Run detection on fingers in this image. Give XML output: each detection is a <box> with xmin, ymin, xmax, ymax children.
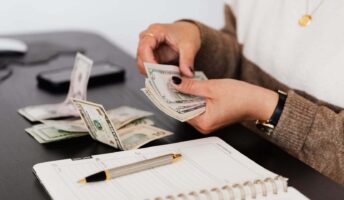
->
<box><xmin>137</xmin><ymin>24</ymin><xmax>165</xmax><ymax>75</ymax></box>
<box><xmin>136</xmin><ymin>22</ymin><xmax>200</xmax><ymax>77</ymax></box>
<box><xmin>136</xmin><ymin>35</ymin><xmax>159</xmax><ymax>75</ymax></box>
<box><xmin>179</xmin><ymin>44</ymin><xmax>196</xmax><ymax>77</ymax></box>
<box><xmin>172</xmin><ymin>77</ymin><xmax>211</xmax><ymax>98</ymax></box>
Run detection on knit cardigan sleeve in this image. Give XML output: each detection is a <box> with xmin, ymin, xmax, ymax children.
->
<box><xmin>183</xmin><ymin>5</ymin><xmax>344</xmax><ymax>185</ymax></box>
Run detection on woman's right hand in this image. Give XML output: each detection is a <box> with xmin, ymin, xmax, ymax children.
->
<box><xmin>136</xmin><ymin>21</ymin><xmax>201</xmax><ymax>77</ymax></box>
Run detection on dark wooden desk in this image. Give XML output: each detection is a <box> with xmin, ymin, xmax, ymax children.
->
<box><xmin>0</xmin><ymin>32</ymin><xmax>342</xmax><ymax>200</ymax></box>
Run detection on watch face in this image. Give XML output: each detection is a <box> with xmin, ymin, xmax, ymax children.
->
<box><xmin>255</xmin><ymin>121</ymin><xmax>275</xmax><ymax>136</ymax></box>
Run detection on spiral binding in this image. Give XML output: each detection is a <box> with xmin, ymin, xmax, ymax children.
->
<box><xmin>153</xmin><ymin>175</ymin><xmax>288</xmax><ymax>200</ymax></box>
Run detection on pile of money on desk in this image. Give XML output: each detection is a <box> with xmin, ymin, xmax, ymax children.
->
<box><xmin>19</xmin><ymin>53</ymin><xmax>172</xmax><ymax>150</ymax></box>
<box><xmin>142</xmin><ymin>63</ymin><xmax>207</xmax><ymax>122</ymax></box>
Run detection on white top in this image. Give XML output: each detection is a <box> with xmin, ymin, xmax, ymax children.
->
<box><xmin>225</xmin><ymin>0</ymin><xmax>344</xmax><ymax>107</ymax></box>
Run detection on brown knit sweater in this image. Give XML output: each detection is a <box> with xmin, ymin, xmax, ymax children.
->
<box><xmin>185</xmin><ymin>5</ymin><xmax>344</xmax><ymax>185</ymax></box>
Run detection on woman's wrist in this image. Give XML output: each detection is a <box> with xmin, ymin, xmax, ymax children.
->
<box><xmin>246</xmin><ymin>85</ymin><xmax>279</xmax><ymax>121</ymax></box>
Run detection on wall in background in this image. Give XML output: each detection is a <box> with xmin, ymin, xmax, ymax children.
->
<box><xmin>0</xmin><ymin>0</ymin><xmax>224</xmax><ymax>56</ymax></box>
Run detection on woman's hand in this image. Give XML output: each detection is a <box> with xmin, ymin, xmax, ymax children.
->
<box><xmin>137</xmin><ymin>21</ymin><xmax>201</xmax><ymax>77</ymax></box>
<box><xmin>172</xmin><ymin>77</ymin><xmax>279</xmax><ymax>134</ymax></box>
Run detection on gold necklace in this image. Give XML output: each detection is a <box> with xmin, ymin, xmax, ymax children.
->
<box><xmin>299</xmin><ymin>0</ymin><xmax>325</xmax><ymax>27</ymax></box>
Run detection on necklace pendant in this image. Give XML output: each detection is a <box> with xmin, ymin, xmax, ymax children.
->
<box><xmin>299</xmin><ymin>14</ymin><xmax>312</xmax><ymax>27</ymax></box>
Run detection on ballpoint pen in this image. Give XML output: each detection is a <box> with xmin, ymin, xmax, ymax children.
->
<box><xmin>78</xmin><ymin>153</ymin><xmax>182</xmax><ymax>183</ymax></box>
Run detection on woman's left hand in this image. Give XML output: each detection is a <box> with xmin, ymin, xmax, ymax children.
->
<box><xmin>172</xmin><ymin>77</ymin><xmax>278</xmax><ymax>134</ymax></box>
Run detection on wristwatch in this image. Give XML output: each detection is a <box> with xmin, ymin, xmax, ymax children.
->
<box><xmin>255</xmin><ymin>90</ymin><xmax>287</xmax><ymax>136</ymax></box>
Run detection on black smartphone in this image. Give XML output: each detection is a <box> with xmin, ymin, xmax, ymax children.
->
<box><xmin>37</xmin><ymin>63</ymin><xmax>125</xmax><ymax>93</ymax></box>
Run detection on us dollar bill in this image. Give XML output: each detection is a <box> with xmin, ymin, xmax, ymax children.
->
<box><xmin>142</xmin><ymin>63</ymin><xmax>207</xmax><ymax>122</ymax></box>
<box><xmin>27</xmin><ymin>118</ymin><xmax>155</xmax><ymax>144</ymax></box>
<box><xmin>117</xmin><ymin>125</ymin><xmax>172</xmax><ymax>150</ymax></box>
<box><xmin>145</xmin><ymin>63</ymin><xmax>207</xmax><ymax>103</ymax></box>
<box><xmin>25</xmin><ymin>124</ymin><xmax>88</xmax><ymax>144</ymax></box>
<box><xmin>72</xmin><ymin>99</ymin><xmax>125</xmax><ymax>150</ymax></box>
<box><xmin>106</xmin><ymin>106</ymin><xmax>153</xmax><ymax>129</ymax></box>
<box><xmin>141</xmin><ymin>88</ymin><xmax>205</xmax><ymax>122</ymax></box>
<box><xmin>72</xmin><ymin>99</ymin><xmax>172</xmax><ymax>150</ymax></box>
<box><xmin>40</xmin><ymin>106</ymin><xmax>153</xmax><ymax>133</ymax></box>
<box><xmin>40</xmin><ymin>119</ymin><xmax>86</xmax><ymax>133</ymax></box>
<box><xmin>120</xmin><ymin>118</ymin><xmax>154</xmax><ymax>129</ymax></box>
<box><xmin>18</xmin><ymin>53</ymin><xmax>93</xmax><ymax>122</ymax></box>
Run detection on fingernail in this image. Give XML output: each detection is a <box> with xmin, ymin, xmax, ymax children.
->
<box><xmin>189</xmin><ymin>66</ymin><xmax>194</xmax><ymax>74</ymax></box>
<box><xmin>189</xmin><ymin>66</ymin><xmax>195</xmax><ymax>77</ymax></box>
<box><xmin>172</xmin><ymin>76</ymin><xmax>182</xmax><ymax>85</ymax></box>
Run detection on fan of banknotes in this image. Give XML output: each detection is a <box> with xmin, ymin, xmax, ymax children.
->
<box><xmin>20</xmin><ymin>53</ymin><xmax>173</xmax><ymax>150</ymax></box>
<box><xmin>72</xmin><ymin>99</ymin><xmax>172</xmax><ymax>150</ymax></box>
<box><xmin>141</xmin><ymin>63</ymin><xmax>207</xmax><ymax>122</ymax></box>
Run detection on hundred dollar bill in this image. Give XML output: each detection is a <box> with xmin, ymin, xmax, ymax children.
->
<box><xmin>25</xmin><ymin>124</ymin><xmax>88</xmax><ymax>144</ymax></box>
<box><xmin>117</xmin><ymin>125</ymin><xmax>172</xmax><ymax>150</ymax></box>
<box><xmin>18</xmin><ymin>53</ymin><xmax>93</xmax><ymax>122</ymax></box>
<box><xmin>142</xmin><ymin>63</ymin><xmax>207</xmax><ymax>122</ymax></box>
<box><xmin>72</xmin><ymin>99</ymin><xmax>124</xmax><ymax>150</ymax></box>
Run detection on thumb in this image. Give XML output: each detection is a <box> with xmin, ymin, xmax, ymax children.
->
<box><xmin>171</xmin><ymin>76</ymin><xmax>209</xmax><ymax>97</ymax></box>
<box><xmin>179</xmin><ymin>45</ymin><xmax>196</xmax><ymax>78</ymax></box>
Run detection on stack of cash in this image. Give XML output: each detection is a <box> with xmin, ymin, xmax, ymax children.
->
<box><xmin>21</xmin><ymin>54</ymin><xmax>173</xmax><ymax>150</ymax></box>
<box><xmin>141</xmin><ymin>63</ymin><xmax>207</xmax><ymax>122</ymax></box>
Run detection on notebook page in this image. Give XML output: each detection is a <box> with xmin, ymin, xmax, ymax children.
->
<box><xmin>33</xmin><ymin>137</ymin><xmax>279</xmax><ymax>200</ymax></box>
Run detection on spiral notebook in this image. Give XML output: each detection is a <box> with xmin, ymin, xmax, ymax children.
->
<box><xmin>33</xmin><ymin>137</ymin><xmax>308</xmax><ymax>200</ymax></box>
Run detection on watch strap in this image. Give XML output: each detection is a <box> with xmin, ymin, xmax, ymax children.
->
<box><xmin>255</xmin><ymin>90</ymin><xmax>287</xmax><ymax>136</ymax></box>
<box><xmin>269</xmin><ymin>90</ymin><xmax>287</xmax><ymax>126</ymax></box>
